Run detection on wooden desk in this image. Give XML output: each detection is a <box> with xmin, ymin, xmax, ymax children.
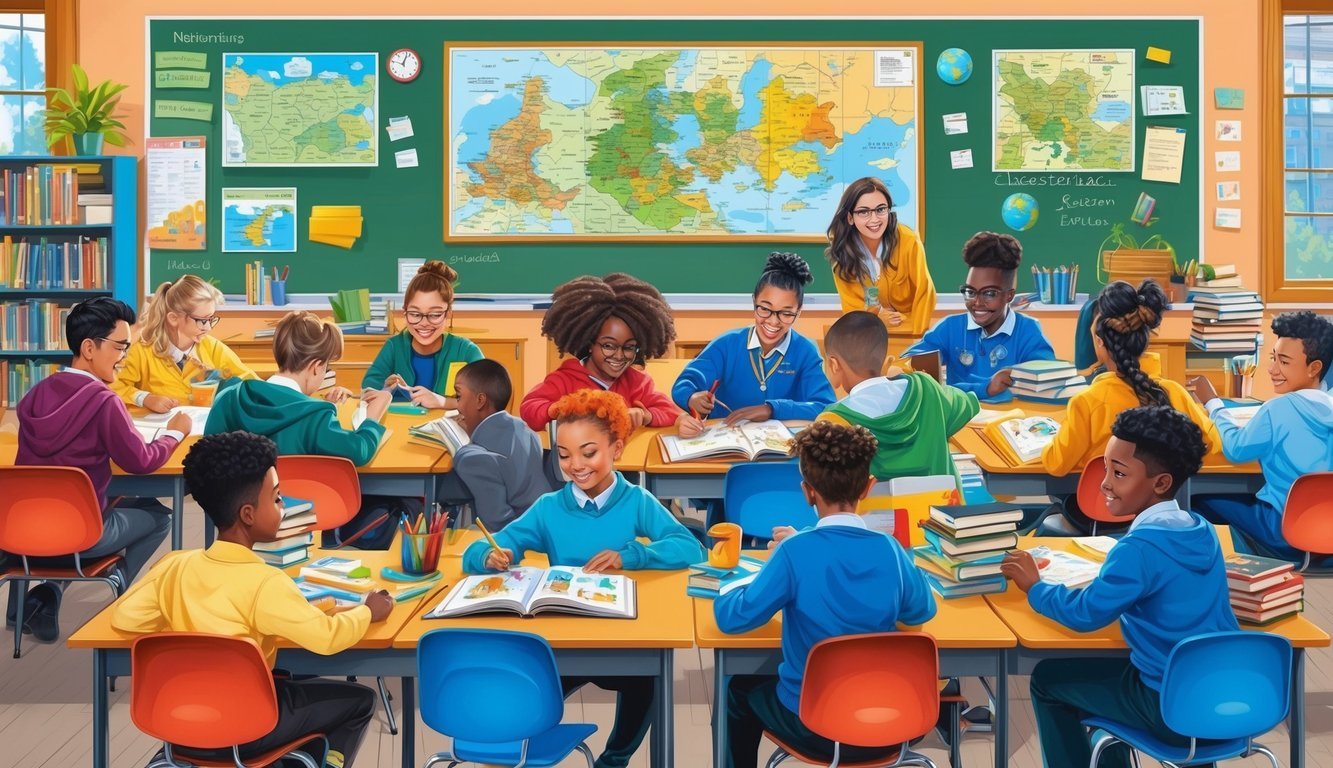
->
<box><xmin>67</xmin><ymin>543</ymin><xmax>451</xmax><ymax>768</ymax></box>
<box><xmin>986</xmin><ymin>535</ymin><xmax>1329</xmax><ymax>768</ymax></box>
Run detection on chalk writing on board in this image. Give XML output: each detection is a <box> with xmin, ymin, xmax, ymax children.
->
<box><xmin>448</xmin><ymin>252</ymin><xmax>501</xmax><ymax>265</ymax></box>
<box><xmin>993</xmin><ymin>174</ymin><xmax>1117</xmax><ymax>188</ymax></box>
<box><xmin>166</xmin><ymin>260</ymin><xmax>213</xmax><ymax>272</ymax></box>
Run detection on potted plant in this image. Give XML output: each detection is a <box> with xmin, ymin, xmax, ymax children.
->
<box><xmin>43</xmin><ymin>64</ymin><xmax>130</xmax><ymax>156</ymax></box>
<box><xmin>1096</xmin><ymin>221</ymin><xmax>1179</xmax><ymax>296</ymax></box>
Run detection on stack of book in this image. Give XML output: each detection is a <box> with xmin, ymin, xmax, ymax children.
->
<box><xmin>408</xmin><ymin>411</ymin><xmax>470</xmax><ymax>454</ymax></box>
<box><xmin>1188</xmin><ymin>267</ymin><xmax>1263</xmax><ymax>353</ymax></box>
<box><xmin>952</xmin><ymin>453</ymin><xmax>993</xmax><ymax>505</ymax></box>
<box><xmin>1226</xmin><ymin>554</ymin><xmax>1304</xmax><ymax>625</ymax></box>
<box><xmin>366</xmin><ymin>298</ymin><xmax>393</xmax><ymax>334</ymax></box>
<box><xmin>329</xmin><ymin>288</ymin><xmax>371</xmax><ymax>332</ymax></box>
<box><xmin>78</xmin><ymin>192</ymin><xmax>114</xmax><ymax>225</ymax></box>
<box><xmin>276</xmin><ymin>496</ymin><xmax>317</xmax><ymax>539</ymax></box>
<box><xmin>914</xmin><ymin>502</ymin><xmax>1020</xmax><ymax>598</ymax></box>
<box><xmin>254</xmin><ymin>531</ymin><xmax>314</xmax><ymax>567</ymax></box>
<box><xmin>1009</xmin><ymin>360</ymin><xmax>1088</xmax><ymax>404</ymax></box>
<box><xmin>687</xmin><ymin>555</ymin><xmax>764</xmax><ymax>599</ymax></box>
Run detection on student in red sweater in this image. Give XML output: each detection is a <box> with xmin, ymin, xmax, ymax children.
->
<box><xmin>521</xmin><ymin>273</ymin><xmax>704</xmax><ymax>436</ymax></box>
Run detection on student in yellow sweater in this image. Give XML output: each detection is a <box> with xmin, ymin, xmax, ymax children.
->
<box><xmin>825</xmin><ymin>176</ymin><xmax>936</xmax><ymax>335</ymax></box>
<box><xmin>112</xmin><ymin>275</ymin><xmax>256</xmax><ymax>412</ymax></box>
<box><xmin>113</xmin><ymin>431</ymin><xmax>392</xmax><ymax>768</ymax></box>
<box><xmin>1042</xmin><ymin>280</ymin><xmax>1220</xmax><ymax>532</ymax></box>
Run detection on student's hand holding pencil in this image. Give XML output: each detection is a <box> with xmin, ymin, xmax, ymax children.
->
<box><xmin>484</xmin><ymin>548</ymin><xmax>514</xmax><ymax>571</ymax></box>
<box><xmin>323</xmin><ymin>386</ymin><xmax>355</xmax><ymax>404</ymax></box>
<box><xmin>675</xmin><ymin>411</ymin><xmax>706</xmax><ymax>437</ymax></box>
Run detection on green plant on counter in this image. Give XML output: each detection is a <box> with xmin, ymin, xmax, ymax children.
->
<box><xmin>42</xmin><ymin>64</ymin><xmax>130</xmax><ymax>153</ymax></box>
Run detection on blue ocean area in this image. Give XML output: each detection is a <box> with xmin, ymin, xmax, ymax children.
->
<box><xmin>672</xmin><ymin>50</ymin><xmax>698</xmax><ymax>89</ymax></box>
<box><xmin>224</xmin><ymin>206</ymin><xmax>295</xmax><ymax>252</ymax></box>
<box><xmin>455</xmin><ymin>95</ymin><xmax>523</xmax><ymax>168</ymax></box>
<box><xmin>1091</xmin><ymin>100</ymin><xmax>1132</xmax><ymax>122</ymax></box>
<box><xmin>670</xmin><ymin>114</ymin><xmax>702</xmax><ymax>156</ymax></box>
<box><xmin>450</xmin><ymin>51</ymin><xmax>593</xmax><ymax>111</ymax></box>
<box><xmin>832</xmin><ymin>116</ymin><xmax>917</xmax><ymax>230</ymax></box>
<box><xmin>224</xmin><ymin>53</ymin><xmax>375</xmax><ymax>87</ymax></box>
<box><xmin>736</xmin><ymin>58</ymin><xmax>772</xmax><ymax>132</ymax></box>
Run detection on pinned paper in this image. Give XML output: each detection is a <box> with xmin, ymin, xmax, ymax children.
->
<box><xmin>949</xmin><ymin>149</ymin><xmax>974</xmax><ymax>170</ymax></box>
<box><xmin>1215</xmin><ymin>151</ymin><xmax>1241</xmax><ymax>173</ymax></box>
<box><xmin>154</xmin><ymin>100</ymin><xmax>214</xmax><ymax>122</ymax></box>
<box><xmin>1141</xmin><ymin>85</ymin><xmax>1187</xmax><ymax>116</ymax></box>
<box><xmin>1214</xmin><ymin>87</ymin><xmax>1245</xmax><ymax>110</ymax></box>
<box><xmin>1215</xmin><ymin>120</ymin><xmax>1241</xmax><ymax>142</ymax></box>
<box><xmin>398</xmin><ymin>258</ymin><xmax>426</xmax><ymax>292</ymax></box>
<box><xmin>386</xmin><ymin>116</ymin><xmax>414</xmax><ymax>141</ymax></box>
<box><xmin>395</xmin><ymin>148</ymin><xmax>419</xmax><ymax>168</ymax></box>
<box><xmin>874</xmin><ymin>49</ymin><xmax>914</xmax><ymax>86</ymax></box>
<box><xmin>1142</xmin><ymin>126</ymin><xmax>1186</xmax><ymax>184</ymax></box>
<box><xmin>155</xmin><ymin>70</ymin><xmax>211</xmax><ymax>89</ymax></box>
<box><xmin>1215</xmin><ymin>208</ymin><xmax>1241</xmax><ymax>229</ymax></box>
<box><xmin>1146</xmin><ymin>47</ymin><xmax>1172</xmax><ymax>64</ymax></box>
<box><xmin>154</xmin><ymin>51</ymin><xmax>208</xmax><ymax>70</ymax></box>
<box><xmin>1217</xmin><ymin>181</ymin><xmax>1241</xmax><ymax>201</ymax></box>
<box><xmin>942</xmin><ymin>112</ymin><xmax>968</xmax><ymax>135</ymax></box>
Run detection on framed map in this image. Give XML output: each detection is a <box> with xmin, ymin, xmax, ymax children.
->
<box><xmin>222</xmin><ymin>53</ymin><xmax>378</xmax><ymax>167</ymax></box>
<box><xmin>992</xmin><ymin>49</ymin><xmax>1135</xmax><ymax>172</ymax></box>
<box><xmin>445</xmin><ymin>44</ymin><xmax>922</xmax><ymax>242</ymax></box>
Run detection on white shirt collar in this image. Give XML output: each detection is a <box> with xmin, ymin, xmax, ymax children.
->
<box><xmin>169</xmin><ymin>341</ymin><xmax>194</xmax><ymax>364</ymax></box>
<box><xmin>1129</xmin><ymin>499</ymin><xmax>1194</xmax><ymax>531</ymax></box>
<box><xmin>964</xmin><ymin>306</ymin><xmax>1017</xmax><ymax>339</ymax></box>
<box><xmin>267</xmin><ymin>374</ymin><xmax>304</xmax><ymax>394</ymax></box>
<box><xmin>572</xmin><ymin>475</ymin><xmax>619</xmax><ymax>510</ymax></box>
<box><xmin>847</xmin><ymin>377</ymin><xmax>886</xmax><ymax>398</ymax></box>
<box><xmin>60</xmin><ymin>366</ymin><xmax>100</xmax><ymax>381</ymax></box>
<box><xmin>815</xmin><ymin>513</ymin><xmax>867</xmax><ymax>530</ymax></box>
<box><xmin>746</xmin><ymin>327</ymin><xmax>794</xmax><ymax>359</ymax></box>
<box><xmin>578</xmin><ymin>358</ymin><xmax>612</xmax><ymax>390</ymax></box>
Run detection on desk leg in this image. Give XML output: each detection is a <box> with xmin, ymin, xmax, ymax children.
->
<box><xmin>713</xmin><ymin>654</ymin><xmax>727</xmax><ymax>768</ymax></box>
<box><xmin>995</xmin><ymin>652</ymin><xmax>1009</xmax><ymax>768</ymax></box>
<box><xmin>1291</xmin><ymin>648</ymin><xmax>1305</xmax><ymax>768</ymax></box>
<box><xmin>652</xmin><ymin>650</ymin><xmax>674</xmax><ymax>768</ymax></box>
<box><xmin>93</xmin><ymin>649</ymin><xmax>109</xmax><ymax>768</ymax></box>
<box><xmin>401</xmin><ymin>676</ymin><xmax>415</xmax><ymax>768</ymax></box>
<box><xmin>171</xmin><ymin>478</ymin><xmax>185</xmax><ymax>550</ymax></box>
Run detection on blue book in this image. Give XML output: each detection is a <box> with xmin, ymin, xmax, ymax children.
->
<box><xmin>281</xmin><ymin>496</ymin><xmax>315</xmax><ymax>515</ymax></box>
<box><xmin>923</xmin><ymin>572</ymin><xmax>1007</xmax><ymax>599</ymax></box>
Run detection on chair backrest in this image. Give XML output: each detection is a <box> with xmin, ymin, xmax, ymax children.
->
<box><xmin>417</xmin><ymin>628</ymin><xmax>564</xmax><ymax>744</ymax></box>
<box><xmin>1159</xmin><ymin>631</ymin><xmax>1291</xmax><ymax>740</ymax></box>
<box><xmin>799</xmin><ymin>632</ymin><xmax>941</xmax><ymax>747</ymax></box>
<box><xmin>723</xmin><ymin>462</ymin><xmax>815</xmax><ymax>540</ymax></box>
<box><xmin>274</xmin><ymin>455</ymin><xmax>361</xmax><ymax>531</ymax></box>
<box><xmin>0</xmin><ymin>466</ymin><xmax>105</xmax><ymax>557</ymax></box>
<box><xmin>1282</xmin><ymin>471</ymin><xmax>1333</xmax><ymax>555</ymax></box>
<box><xmin>130</xmin><ymin>633</ymin><xmax>280</xmax><ymax>749</ymax></box>
<box><xmin>1076</xmin><ymin>456</ymin><xmax>1120</xmax><ymax>524</ymax></box>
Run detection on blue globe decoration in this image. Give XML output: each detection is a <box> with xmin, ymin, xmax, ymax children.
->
<box><xmin>936</xmin><ymin>48</ymin><xmax>973</xmax><ymax>85</ymax></box>
<box><xmin>1001</xmin><ymin>193</ymin><xmax>1039</xmax><ymax>231</ymax></box>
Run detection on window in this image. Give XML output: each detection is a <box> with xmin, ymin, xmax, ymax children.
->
<box><xmin>0</xmin><ymin>12</ymin><xmax>43</xmax><ymax>155</ymax></box>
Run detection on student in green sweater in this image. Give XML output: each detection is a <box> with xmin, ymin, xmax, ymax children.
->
<box><xmin>206</xmin><ymin>311</ymin><xmax>391</xmax><ymax>466</ymax></box>
<box><xmin>362</xmin><ymin>260</ymin><xmax>483</xmax><ymax>408</ymax></box>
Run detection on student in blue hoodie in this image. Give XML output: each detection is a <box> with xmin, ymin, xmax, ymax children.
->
<box><xmin>1189</xmin><ymin>310</ymin><xmax>1333</xmax><ymax>560</ymax></box>
<box><xmin>903</xmin><ymin>231</ymin><xmax>1055</xmax><ymax>402</ymax></box>
<box><xmin>462</xmin><ymin>388</ymin><xmax>705</xmax><ymax>768</ymax></box>
<box><xmin>205</xmin><ymin>311</ymin><xmax>392</xmax><ymax>466</ymax></box>
<box><xmin>715</xmin><ymin>420</ymin><xmax>937</xmax><ymax>768</ymax></box>
<box><xmin>1001</xmin><ymin>405</ymin><xmax>1237</xmax><ymax>768</ymax></box>
<box><xmin>672</xmin><ymin>252</ymin><xmax>836</xmax><ymax>425</ymax></box>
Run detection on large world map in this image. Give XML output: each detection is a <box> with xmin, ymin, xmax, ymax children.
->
<box><xmin>447</xmin><ymin>46</ymin><xmax>920</xmax><ymax>240</ymax></box>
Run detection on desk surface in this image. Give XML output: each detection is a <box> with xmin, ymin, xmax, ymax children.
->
<box><xmin>985</xmin><ymin>535</ymin><xmax>1330</xmax><ymax>650</ymax></box>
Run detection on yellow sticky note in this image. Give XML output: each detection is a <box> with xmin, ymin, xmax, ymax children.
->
<box><xmin>443</xmin><ymin>361</ymin><xmax>466</xmax><ymax>397</ymax></box>
<box><xmin>311</xmin><ymin>205</ymin><xmax>362</xmax><ymax>217</ymax></box>
<box><xmin>308</xmin><ymin>217</ymin><xmax>364</xmax><ymax>237</ymax></box>
<box><xmin>1146</xmin><ymin>47</ymin><xmax>1171</xmax><ymax>64</ymax></box>
<box><xmin>309</xmin><ymin>233</ymin><xmax>358</xmax><ymax>249</ymax></box>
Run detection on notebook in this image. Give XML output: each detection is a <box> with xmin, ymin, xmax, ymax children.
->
<box><xmin>425</xmin><ymin>566</ymin><xmax>637</xmax><ymax>619</ymax></box>
<box><xmin>133</xmin><ymin>406</ymin><xmax>210</xmax><ymax>441</ymax></box>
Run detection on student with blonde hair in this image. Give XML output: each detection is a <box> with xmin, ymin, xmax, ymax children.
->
<box><xmin>112</xmin><ymin>274</ymin><xmax>256</xmax><ymax>412</ymax></box>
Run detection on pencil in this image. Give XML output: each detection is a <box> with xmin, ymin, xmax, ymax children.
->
<box><xmin>476</xmin><ymin>518</ymin><xmax>502</xmax><ymax>552</ymax></box>
<box><xmin>713</xmin><ymin>397</ymin><xmax>733</xmax><ymax>413</ymax></box>
<box><xmin>331</xmin><ymin>512</ymin><xmax>389</xmax><ymax>549</ymax></box>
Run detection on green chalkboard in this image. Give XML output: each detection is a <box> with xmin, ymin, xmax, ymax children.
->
<box><xmin>147</xmin><ymin>18</ymin><xmax>1199</xmax><ymax>296</ymax></box>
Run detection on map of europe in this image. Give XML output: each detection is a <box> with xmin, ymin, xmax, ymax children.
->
<box><xmin>222</xmin><ymin>53</ymin><xmax>377</xmax><ymax>167</ymax></box>
<box><xmin>992</xmin><ymin>50</ymin><xmax>1135</xmax><ymax>172</ymax></box>
<box><xmin>447</xmin><ymin>47</ymin><xmax>920</xmax><ymax>239</ymax></box>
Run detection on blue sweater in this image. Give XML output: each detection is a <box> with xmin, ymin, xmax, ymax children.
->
<box><xmin>1026</xmin><ymin>513</ymin><xmax>1238</xmax><ymax>691</ymax></box>
<box><xmin>1208</xmin><ymin>389</ymin><xmax>1333</xmax><ymax>511</ymax></box>
<box><xmin>462</xmin><ymin>473</ymin><xmax>706</xmax><ymax>573</ymax></box>
<box><xmin>714</xmin><ymin>523</ymin><xmax>936</xmax><ymax>714</ymax></box>
<box><xmin>903</xmin><ymin>311</ymin><xmax>1055</xmax><ymax>403</ymax></box>
<box><xmin>671</xmin><ymin>328</ymin><xmax>835</xmax><ymax>421</ymax></box>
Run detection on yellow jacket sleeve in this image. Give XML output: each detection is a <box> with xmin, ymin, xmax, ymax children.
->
<box><xmin>1042</xmin><ymin>393</ymin><xmax>1094</xmax><ymax>477</ymax></box>
<box><xmin>200</xmin><ymin>336</ymin><xmax>257</xmax><ymax>381</ymax></box>
<box><xmin>1166</xmin><ymin>380</ymin><xmax>1223</xmax><ymax>459</ymax></box>
<box><xmin>897</xmin><ymin>230</ymin><xmax>936</xmax><ymax>336</ymax></box>
<box><xmin>110</xmin><ymin>343</ymin><xmax>152</xmax><ymax>406</ymax></box>
<box><xmin>111</xmin><ymin>552</ymin><xmax>183</xmax><ymax>633</ymax></box>
<box><xmin>832</xmin><ymin>270</ymin><xmax>865</xmax><ymax>314</ymax></box>
<box><xmin>252</xmin><ymin>571</ymin><xmax>371</xmax><ymax>656</ymax></box>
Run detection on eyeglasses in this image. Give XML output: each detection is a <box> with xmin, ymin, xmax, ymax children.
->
<box><xmin>189</xmin><ymin>314</ymin><xmax>221</xmax><ymax>329</ymax></box>
<box><xmin>851</xmin><ymin>204</ymin><xmax>891</xmax><ymax>220</ymax></box>
<box><xmin>96</xmin><ymin>337</ymin><xmax>131</xmax><ymax>353</ymax></box>
<box><xmin>959</xmin><ymin>286</ymin><xmax>1008</xmax><ymax>303</ymax></box>
<box><xmin>404</xmin><ymin>310</ymin><xmax>448</xmax><ymax>325</ymax></box>
<box><xmin>754</xmin><ymin>304</ymin><xmax>800</xmax><ymax>324</ymax></box>
<box><xmin>596</xmin><ymin>341</ymin><xmax>641</xmax><ymax>359</ymax></box>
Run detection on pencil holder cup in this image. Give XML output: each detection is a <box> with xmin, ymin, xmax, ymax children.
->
<box><xmin>1228</xmin><ymin>372</ymin><xmax>1253</xmax><ymax>399</ymax></box>
<box><xmin>271</xmin><ymin>280</ymin><xmax>289</xmax><ymax>306</ymax></box>
<box><xmin>189</xmin><ymin>380</ymin><xmax>217</xmax><ymax>406</ymax></box>
<box><xmin>401</xmin><ymin>530</ymin><xmax>443</xmax><ymax>576</ymax></box>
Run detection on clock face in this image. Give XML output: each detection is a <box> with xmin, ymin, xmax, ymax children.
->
<box><xmin>388</xmin><ymin>48</ymin><xmax>420</xmax><ymax>82</ymax></box>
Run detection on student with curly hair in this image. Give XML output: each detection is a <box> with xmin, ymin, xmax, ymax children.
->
<box><xmin>672</xmin><ymin>252</ymin><xmax>836</xmax><ymax>425</ymax></box>
<box><xmin>463</xmin><ymin>389</ymin><xmax>705</xmax><ymax>768</ymax></box>
<box><xmin>825</xmin><ymin>177</ymin><xmax>936</xmax><ymax>334</ymax></box>
<box><xmin>903</xmin><ymin>232</ymin><xmax>1055</xmax><ymax>402</ymax></box>
<box><xmin>1004</xmin><ymin>406</ymin><xmax>1237</xmax><ymax>768</ymax></box>
<box><xmin>1190</xmin><ymin>310</ymin><xmax>1333</xmax><ymax>560</ymax></box>
<box><xmin>520</xmin><ymin>272</ymin><xmax>702</xmax><ymax>435</ymax></box>
<box><xmin>716</xmin><ymin>420</ymin><xmax>936</xmax><ymax>768</ymax></box>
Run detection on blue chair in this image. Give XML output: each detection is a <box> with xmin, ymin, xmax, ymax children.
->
<box><xmin>417</xmin><ymin>628</ymin><xmax>597</xmax><ymax>768</ymax></box>
<box><xmin>1083</xmin><ymin>631</ymin><xmax>1290</xmax><ymax>768</ymax></box>
<box><xmin>723</xmin><ymin>461</ymin><xmax>815</xmax><ymax>544</ymax></box>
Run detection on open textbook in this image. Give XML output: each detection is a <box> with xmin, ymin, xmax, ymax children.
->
<box><xmin>425</xmin><ymin>566</ymin><xmax>637</xmax><ymax>619</ymax></box>
<box><xmin>658</xmin><ymin>419</ymin><xmax>795</xmax><ymax>463</ymax></box>
<box><xmin>133</xmin><ymin>406</ymin><xmax>209</xmax><ymax>441</ymax></box>
<box><xmin>408</xmin><ymin>410</ymin><xmax>469</xmax><ymax>453</ymax></box>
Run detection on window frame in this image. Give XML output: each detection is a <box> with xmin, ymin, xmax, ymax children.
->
<box><xmin>0</xmin><ymin>9</ymin><xmax>47</xmax><ymax>155</ymax></box>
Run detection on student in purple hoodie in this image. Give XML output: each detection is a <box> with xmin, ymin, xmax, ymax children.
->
<box><xmin>12</xmin><ymin>297</ymin><xmax>190</xmax><ymax>642</ymax></box>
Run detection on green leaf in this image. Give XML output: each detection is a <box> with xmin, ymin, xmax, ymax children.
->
<box><xmin>72</xmin><ymin>63</ymin><xmax>89</xmax><ymax>96</ymax></box>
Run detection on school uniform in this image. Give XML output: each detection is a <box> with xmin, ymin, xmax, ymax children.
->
<box><xmin>714</xmin><ymin>514</ymin><xmax>936</xmax><ymax>768</ymax></box>
<box><xmin>111</xmin><ymin>335</ymin><xmax>256</xmax><ymax>407</ymax></box>
<box><xmin>1195</xmin><ymin>388</ymin><xmax>1333</xmax><ymax>560</ymax></box>
<box><xmin>903</xmin><ymin>309</ymin><xmax>1056</xmax><ymax>402</ymax></box>
<box><xmin>204</xmin><ymin>375</ymin><xmax>387</xmax><ymax>466</ymax></box>
<box><xmin>670</xmin><ymin>327</ymin><xmax>835</xmax><ymax>421</ymax></box>
<box><xmin>1026</xmin><ymin>501</ymin><xmax>1238</xmax><ymax>768</ymax></box>
<box><xmin>520</xmin><ymin>357</ymin><xmax>681</xmax><ymax>432</ymax></box>
<box><xmin>442</xmin><ymin>410</ymin><xmax>552</xmax><ymax>531</ymax></box>
<box><xmin>462</xmin><ymin>473</ymin><xmax>705</xmax><ymax>768</ymax></box>
<box><xmin>112</xmin><ymin>541</ymin><xmax>375</xmax><ymax>767</ymax></box>
<box><xmin>361</xmin><ymin>329</ymin><xmax>483</xmax><ymax>395</ymax></box>
<box><xmin>831</xmin><ymin>223</ymin><xmax>936</xmax><ymax>335</ymax></box>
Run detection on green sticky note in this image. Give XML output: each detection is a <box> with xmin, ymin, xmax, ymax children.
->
<box><xmin>155</xmin><ymin>69</ymin><xmax>211</xmax><ymax>89</ymax></box>
<box><xmin>155</xmin><ymin>51</ymin><xmax>208</xmax><ymax>70</ymax></box>
<box><xmin>347</xmin><ymin>566</ymin><xmax>372</xmax><ymax>579</ymax></box>
<box><xmin>154</xmin><ymin>99</ymin><xmax>214</xmax><ymax>122</ymax></box>
<box><xmin>1214</xmin><ymin>87</ymin><xmax>1245</xmax><ymax>110</ymax></box>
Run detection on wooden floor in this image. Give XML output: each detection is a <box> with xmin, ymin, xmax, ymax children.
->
<box><xmin>2</xmin><ymin>498</ymin><xmax>1330</xmax><ymax>768</ymax></box>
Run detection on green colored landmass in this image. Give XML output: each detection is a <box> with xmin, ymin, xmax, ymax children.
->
<box><xmin>996</xmin><ymin>57</ymin><xmax>1132</xmax><ymax>171</ymax></box>
<box><xmin>222</xmin><ymin>66</ymin><xmax>375</xmax><ymax>164</ymax></box>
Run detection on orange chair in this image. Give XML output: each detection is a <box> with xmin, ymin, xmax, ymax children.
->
<box><xmin>131</xmin><ymin>632</ymin><xmax>327</xmax><ymax>768</ymax></box>
<box><xmin>1076</xmin><ymin>456</ymin><xmax>1126</xmax><ymax>535</ymax></box>
<box><xmin>764</xmin><ymin>632</ymin><xmax>942</xmax><ymax>768</ymax></box>
<box><xmin>1281</xmin><ymin>471</ymin><xmax>1333</xmax><ymax>573</ymax></box>
<box><xmin>0</xmin><ymin>466</ymin><xmax>123</xmax><ymax>658</ymax></box>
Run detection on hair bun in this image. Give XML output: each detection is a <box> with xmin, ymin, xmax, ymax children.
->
<box><xmin>419</xmin><ymin>260</ymin><xmax>458</xmax><ymax>284</ymax></box>
<box><xmin>764</xmin><ymin>251</ymin><xmax>813</xmax><ymax>286</ymax></box>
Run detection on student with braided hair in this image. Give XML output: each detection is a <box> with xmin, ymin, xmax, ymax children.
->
<box><xmin>520</xmin><ymin>272</ymin><xmax>703</xmax><ymax>435</ymax></box>
<box><xmin>903</xmin><ymin>231</ymin><xmax>1055</xmax><ymax>402</ymax></box>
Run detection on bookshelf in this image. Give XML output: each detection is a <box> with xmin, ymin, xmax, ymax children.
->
<box><xmin>0</xmin><ymin>155</ymin><xmax>137</xmax><ymax>409</ymax></box>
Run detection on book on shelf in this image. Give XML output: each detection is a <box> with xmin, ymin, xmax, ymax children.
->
<box><xmin>923</xmin><ymin>571</ymin><xmax>1007</xmax><ymax>598</ymax></box>
<box><xmin>408</xmin><ymin>411</ymin><xmax>470</xmax><ymax>454</ymax></box>
<box><xmin>1</xmin><ymin>300</ymin><xmax>72</xmax><ymax>351</ymax></box>
<box><xmin>976</xmin><ymin>409</ymin><xmax>1059</xmax><ymax>465</ymax></box>
<box><xmin>1</xmin><ymin>359</ymin><xmax>60</xmax><ymax>408</ymax></box>
<box><xmin>913</xmin><ymin>545</ymin><xmax>1007</xmax><ymax>581</ymax></box>
<box><xmin>0</xmin><ymin>164</ymin><xmax>82</xmax><ymax>226</ymax></box>
<box><xmin>1029</xmin><ymin>546</ymin><xmax>1102</xmax><ymax>589</ymax></box>
<box><xmin>1</xmin><ymin>235</ymin><xmax>109</xmax><ymax>290</ymax></box>
<box><xmin>132</xmin><ymin>406</ymin><xmax>210</xmax><ymax>441</ymax></box>
<box><xmin>687</xmin><ymin>555</ymin><xmax>764</xmax><ymax>598</ymax></box>
<box><xmin>425</xmin><ymin>566</ymin><xmax>637</xmax><ymax>619</ymax></box>
<box><xmin>1225</xmin><ymin>554</ymin><xmax>1296</xmax><ymax>593</ymax></box>
<box><xmin>658</xmin><ymin>420</ymin><xmax>795</xmax><ymax>463</ymax></box>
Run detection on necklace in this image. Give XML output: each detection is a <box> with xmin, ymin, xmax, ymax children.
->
<box><xmin>749</xmin><ymin>347</ymin><xmax>785</xmax><ymax>392</ymax></box>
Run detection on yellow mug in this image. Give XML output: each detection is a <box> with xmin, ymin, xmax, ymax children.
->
<box><xmin>189</xmin><ymin>380</ymin><xmax>218</xmax><ymax>407</ymax></box>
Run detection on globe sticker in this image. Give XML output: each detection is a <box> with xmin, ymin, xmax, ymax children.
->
<box><xmin>937</xmin><ymin>48</ymin><xmax>973</xmax><ymax>85</ymax></box>
<box><xmin>1002</xmin><ymin>193</ymin><xmax>1039</xmax><ymax>231</ymax></box>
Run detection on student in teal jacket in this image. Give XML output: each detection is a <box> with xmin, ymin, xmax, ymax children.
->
<box><xmin>463</xmin><ymin>388</ymin><xmax>705</xmax><ymax>768</ymax></box>
<box><xmin>207</xmin><ymin>311</ymin><xmax>391</xmax><ymax>466</ymax></box>
<box><xmin>362</xmin><ymin>260</ymin><xmax>483</xmax><ymax>408</ymax></box>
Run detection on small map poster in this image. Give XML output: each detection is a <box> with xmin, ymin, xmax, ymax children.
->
<box><xmin>221</xmin><ymin>188</ymin><xmax>297</xmax><ymax>253</ymax></box>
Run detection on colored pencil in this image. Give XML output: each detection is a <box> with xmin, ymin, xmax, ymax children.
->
<box><xmin>331</xmin><ymin>512</ymin><xmax>389</xmax><ymax>549</ymax></box>
<box><xmin>476</xmin><ymin>518</ymin><xmax>502</xmax><ymax>553</ymax></box>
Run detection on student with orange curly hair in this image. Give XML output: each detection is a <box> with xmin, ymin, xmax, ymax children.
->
<box><xmin>462</xmin><ymin>389</ymin><xmax>705</xmax><ymax>768</ymax></box>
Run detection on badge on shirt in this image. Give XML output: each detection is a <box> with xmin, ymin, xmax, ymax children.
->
<box><xmin>956</xmin><ymin>349</ymin><xmax>975</xmax><ymax>367</ymax></box>
<box><xmin>865</xmin><ymin>285</ymin><xmax>880</xmax><ymax>307</ymax></box>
